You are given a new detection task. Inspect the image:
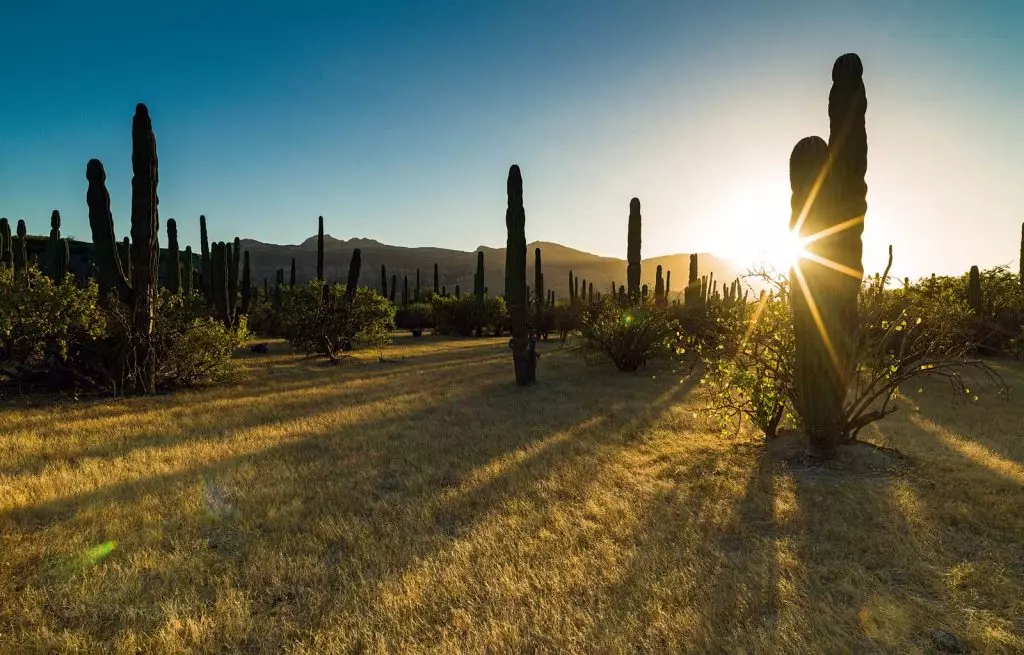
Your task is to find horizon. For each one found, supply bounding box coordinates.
[3,1,1023,279]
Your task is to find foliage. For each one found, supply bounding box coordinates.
[283,281,395,358]
[698,267,1007,442]
[396,302,433,336]
[431,295,507,337]
[580,299,678,372]
[151,291,248,388]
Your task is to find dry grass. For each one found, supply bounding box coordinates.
[1,335,1022,654]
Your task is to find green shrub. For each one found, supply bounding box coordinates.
[152,291,248,388]
[283,281,395,358]
[580,299,678,371]
[432,295,507,337]
[396,302,433,336]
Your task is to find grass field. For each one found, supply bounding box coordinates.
[1,335,1022,654]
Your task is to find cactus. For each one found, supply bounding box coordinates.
[86,160,130,299]
[588,282,593,305]
[403,275,409,307]
[119,236,132,282]
[968,265,982,314]
[129,104,160,393]
[273,267,283,309]
[534,247,544,331]
[50,210,70,281]
[641,284,648,301]
[665,270,671,301]
[474,251,485,300]
[685,253,700,307]
[390,274,397,302]
[200,214,211,300]
[433,263,439,297]
[415,268,421,302]
[241,250,251,315]
[442,285,447,297]
[165,218,181,293]
[183,245,194,295]
[505,165,535,385]
[788,53,869,458]
[344,248,361,304]
[229,237,240,319]
[381,264,388,297]
[290,257,296,288]
[0,218,11,267]
[627,197,642,300]
[211,242,230,326]
[455,284,461,299]
[654,265,665,305]
[317,215,324,281]
[618,285,626,302]
[13,219,28,285]
[568,270,575,303]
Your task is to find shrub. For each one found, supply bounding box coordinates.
[580,299,678,371]
[151,291,248,388]
[283,281,395,358]
[432,295,507,337]
[396,302,433,336]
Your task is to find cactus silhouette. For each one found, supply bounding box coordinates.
[165,218,181,294]
[627,197,641,301]
[505,164,536,385]
[317,215,324,281]
[200,215,211,300]
[968,265,982,314]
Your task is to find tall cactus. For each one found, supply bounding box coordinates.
[86,160,130,299]
[403,275,409,307]
[317,215,325,281]
[505,165,535,385]
[415,268,421,302]
[46,210,70,281]
[241,250,251,315]
[0,218,11,267]
[13,220,28,285]
[381,264,388,298]
[968,265,982,315]
[433,263,439,297]
[183,245,194,295]
[344,248,361,304]
[212,242,231,326]
[627,197,642,301]
[568,270,575,303]
[390,274,397,302]
[119,237,132,282]
[200,214,211,300]
[534,247,544,330]
[290,257,296,288]
[229,236,240,320]
[165,218,181,294]
[130,103,160,394]
[654,265,665,305]
[665,270,671,301]
[474,251,485,300]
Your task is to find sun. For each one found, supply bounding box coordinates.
[700,182,806,272]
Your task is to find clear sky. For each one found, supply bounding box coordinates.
[2,0,1021,278]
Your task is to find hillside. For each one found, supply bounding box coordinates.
[241,235,745,301]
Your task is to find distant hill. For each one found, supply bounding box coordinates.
[241,235,745,301]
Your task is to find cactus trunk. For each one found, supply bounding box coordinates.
[381,264,388,297]
[505,165,535,385]
[627,197,642,301]
[474,251,485,300]
[13,220,28,285]
[200,214,211,300]
[968,265,982,314]
[317,216,325,281]
[534,247,544,331]
[86,160,131,299]
[433,263,439,297]
[183,246,194,295]
[165,218,181,294]
[654,265,665,305]
[129,104,160,394]
[229,237,240,322]
[390,274,397,302]
[290,258,296,288]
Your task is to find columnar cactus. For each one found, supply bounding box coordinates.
[568,270,575,303]
[211,242,231,326]
[345,248,361,304]
[165,218,181,294]
[627,197,642,301]
[290,257,296,288]
[381,264,388,297]
[455,284,461,298]
[654,265,665,305]
[390,274,397,302]
[229,236,240,319]
[665,270,671,301]
[317,215,325,281]
[403,275,409,307]
[641,284,648,301]
[474,251,485,300]
[46,210,70,281]
[13,219,28,285]
[86,160,130,299]
[415,268,421,302]
[588,282,593,305]
[120,237,132,282]
[130,104,160,393]
[685,253,700,307]
[433,263,439,297]
[200,214,211,299]
[534,247,544,329]
[505,164,535,385]
[0,218,11,267]
[241,250,251,315]
[183,245,194,295]
[968,265,982,314]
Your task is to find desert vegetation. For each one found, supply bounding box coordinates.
[2,51,1023,653]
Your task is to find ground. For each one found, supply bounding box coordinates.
[1,336,1022,654]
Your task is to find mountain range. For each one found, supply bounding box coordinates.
[241,235,746,301]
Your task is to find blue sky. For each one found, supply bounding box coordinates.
[2,0,1022,276]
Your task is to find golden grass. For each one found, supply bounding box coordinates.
[1,335,1022,653]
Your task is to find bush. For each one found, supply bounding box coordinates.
[152,291,248,388]
[580,299,678,371]
[395,302,433,336]
[432,295,507,337]
[283,281,395,358]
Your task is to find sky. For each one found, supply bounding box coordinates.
[2,0,1022,278]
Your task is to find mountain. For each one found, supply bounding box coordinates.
[241,236,745,301]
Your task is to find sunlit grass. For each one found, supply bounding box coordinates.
[0,335,1021,653]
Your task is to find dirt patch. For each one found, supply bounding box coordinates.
[766,429,913,478]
